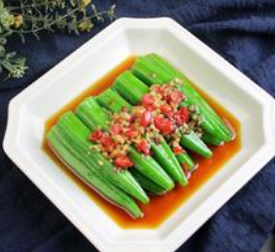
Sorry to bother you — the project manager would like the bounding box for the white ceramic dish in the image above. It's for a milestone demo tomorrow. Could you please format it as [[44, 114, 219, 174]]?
[[3, 18, 275, 252]]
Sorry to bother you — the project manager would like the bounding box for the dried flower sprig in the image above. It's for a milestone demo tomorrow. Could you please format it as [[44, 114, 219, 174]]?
[[0, 0, 116, 80]]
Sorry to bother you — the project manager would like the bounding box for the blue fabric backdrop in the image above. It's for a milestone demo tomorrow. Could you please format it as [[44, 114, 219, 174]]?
[[1, 1, 275, 252]]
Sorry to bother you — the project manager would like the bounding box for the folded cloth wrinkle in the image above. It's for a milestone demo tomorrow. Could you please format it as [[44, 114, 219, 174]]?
[[196, 8, 275, 22], [200, 35, 275, 74], [164, 0, 275, 25], [248, 54, 275, 96], [189, 18, 275, 34]]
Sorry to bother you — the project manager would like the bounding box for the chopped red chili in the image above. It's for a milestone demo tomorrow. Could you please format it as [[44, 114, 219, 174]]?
[[169, 90, 184, 103], [138, 139, 150, 155], [179, 107, 190, 122], [173, 146, 184, 154], [142, 94, 154, 109], [89, 129, 102, 141], [125, 129, 138, 138], [110, 123, 121, 135], [154, 116, 174, 134], [114, 155, 133, 168], [100, 133, 115, 147], [174, 107, 190, 125], [155, 86, 164, 94], [141, 110, 152, 127], [160, 104, 173, 118]]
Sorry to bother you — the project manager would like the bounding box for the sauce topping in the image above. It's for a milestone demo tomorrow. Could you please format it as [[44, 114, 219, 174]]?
[[89, 81, 205, 169]]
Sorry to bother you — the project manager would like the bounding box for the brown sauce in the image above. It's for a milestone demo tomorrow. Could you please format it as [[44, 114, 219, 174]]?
[[43, 56, 241, 229]]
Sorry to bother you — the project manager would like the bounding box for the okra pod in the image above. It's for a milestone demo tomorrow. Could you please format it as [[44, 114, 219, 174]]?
[[132, 54, 232, 142], [47, 129, 143, 218], [201, 133, 224, 146], [180, 131, 212, 158], [55, 112, 149, 204], [152, 140, 188, 185], [76, 98, 175, 190], [95, 88, 131, 113], [176, 152, 196, 172], [96, 89, 187, 185], [114, 71, 149, 105], [113, 71, 212, 158], [131, 169, 167, 196]]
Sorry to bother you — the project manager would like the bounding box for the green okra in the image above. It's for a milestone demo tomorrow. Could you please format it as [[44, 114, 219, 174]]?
[[130, 169, 167, 196], [180, 131, 212, 158], [113, 71, 212, 158], [132, 54, 232, 142], [95, 88, 187, 185], [114, 70, 149, 105], [54, 111, 149, 204], [151, 141, 188, 185], [201, 133, 224, 146], [95, 88, 131, 113], [47, 128, 142, 218], [176, 152, 196, 172], [76, 98, 175, 191], [75, 98, 109, 131]]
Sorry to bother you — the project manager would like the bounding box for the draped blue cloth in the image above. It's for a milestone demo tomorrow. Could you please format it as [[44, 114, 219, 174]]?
[[1, 1, 275, 251]]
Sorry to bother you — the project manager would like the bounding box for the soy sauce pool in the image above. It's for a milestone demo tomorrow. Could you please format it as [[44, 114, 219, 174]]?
[[43, 56, 241, 228]]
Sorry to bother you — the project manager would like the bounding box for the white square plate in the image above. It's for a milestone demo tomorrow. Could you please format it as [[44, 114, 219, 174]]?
[[3, 18, 275, 252]]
